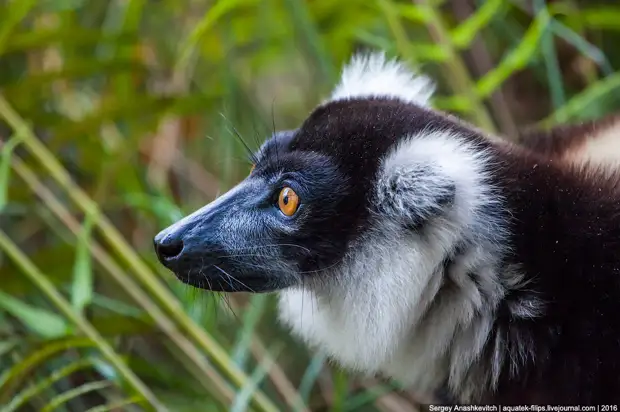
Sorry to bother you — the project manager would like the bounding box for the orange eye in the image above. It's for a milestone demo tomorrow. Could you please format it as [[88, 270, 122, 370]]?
[[278, 187, 300, 216]]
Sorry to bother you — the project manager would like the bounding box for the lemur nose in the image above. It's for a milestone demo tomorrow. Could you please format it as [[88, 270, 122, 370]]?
[[153, 234, 184, 264]]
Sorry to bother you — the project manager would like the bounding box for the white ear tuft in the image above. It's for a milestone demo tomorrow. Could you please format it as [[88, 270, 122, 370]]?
[[327, 52, 435, 107]]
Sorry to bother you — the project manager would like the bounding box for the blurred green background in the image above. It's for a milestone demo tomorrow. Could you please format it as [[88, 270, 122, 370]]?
[[2, 0, 620, 411]]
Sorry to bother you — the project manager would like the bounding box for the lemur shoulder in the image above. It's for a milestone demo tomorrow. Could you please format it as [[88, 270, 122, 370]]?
[[155, 53, 620, 403]]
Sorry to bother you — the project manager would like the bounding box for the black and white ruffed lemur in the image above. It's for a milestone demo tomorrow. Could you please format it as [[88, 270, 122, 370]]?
[[154, 53, 620, 404]]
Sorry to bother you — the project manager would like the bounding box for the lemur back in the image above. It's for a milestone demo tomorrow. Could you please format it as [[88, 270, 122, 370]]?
[[517, 114, 620, 166]]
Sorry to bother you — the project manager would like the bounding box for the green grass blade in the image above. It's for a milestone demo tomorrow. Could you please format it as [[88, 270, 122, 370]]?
[[0, 340, 19, 357], [84, 396, 142, 412], [343, 383, 398, 411], [71, 213, 96, 314], [0, 96, 279, 412], [329, 369, 350, 412], [395, 3, 432, 23], [450, 0, 507, 49], [543, 72, 620, 125], [1, 357, 95, 412], [411, 0, 496, 131], [0, 337, 94, 401], [0, 134, 21, 212], [282, 0, 336, 83], [176, 0, 253, 74], [294, 352, 326, 412], [40, 380, 112, 412], [549, 20, 614, 75], [476, 12, 548, 98], [0, 0, 38, 56], [230, 344, 281, 412], [0, 290, 69, 339], [573, 7, 620, 30], [231, 294, 268, 370], [6, 150, 238, 406], [534, 0, 565, 109], [377, 0, 418, 65], [0, 229, 165, 411]]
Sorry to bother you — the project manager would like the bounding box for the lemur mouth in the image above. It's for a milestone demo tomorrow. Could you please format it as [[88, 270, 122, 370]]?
[[173, 269, 282, 293], [154, 246, 287, 293]]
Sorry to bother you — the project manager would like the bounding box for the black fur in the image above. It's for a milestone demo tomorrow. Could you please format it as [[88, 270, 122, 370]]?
[[480, 142, 620, 403]]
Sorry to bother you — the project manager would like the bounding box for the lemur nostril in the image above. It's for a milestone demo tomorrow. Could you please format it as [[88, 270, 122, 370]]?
[[155, 238, 184, 261]]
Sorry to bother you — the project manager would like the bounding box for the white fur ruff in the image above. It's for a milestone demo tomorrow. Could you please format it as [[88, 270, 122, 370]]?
[[327, 52, 435, 107]]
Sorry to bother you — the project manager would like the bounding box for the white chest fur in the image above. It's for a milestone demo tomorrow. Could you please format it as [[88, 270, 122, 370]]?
[[276, 234, 455, 392], [276, 233, 509, 398]]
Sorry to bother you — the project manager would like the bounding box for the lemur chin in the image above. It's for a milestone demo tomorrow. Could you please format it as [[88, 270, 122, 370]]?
[[154, 52, 620, 403]]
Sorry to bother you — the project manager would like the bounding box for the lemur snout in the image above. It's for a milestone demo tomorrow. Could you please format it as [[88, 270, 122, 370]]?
[[153, 172, 307, 293]]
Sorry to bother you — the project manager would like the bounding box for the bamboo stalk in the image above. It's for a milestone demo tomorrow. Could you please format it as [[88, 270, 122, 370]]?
[[0, 229, 166, 412], [413, 0, 497, 133], [4, 148, 236, 407], [0, 95, 280, 412]]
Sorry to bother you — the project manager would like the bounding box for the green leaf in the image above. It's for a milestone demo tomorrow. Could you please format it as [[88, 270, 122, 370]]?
[[40, 380, 113, 412], [83, 396, 142, 412], [549, 20, 614, 75], [343, 382, 399, 411], [330, 368, 350, 412], [177, 0, 258, 73], [543, 72, 620, 126], [0, 290, 69, 339], [0, 337, 94, 393], [230, 344, 281, 412], [0, 339, 19, 357], [231, 294, 268, 370], [576, 7, 620, 30], [476, 11, 548, 98], [282, 0, 336, 82], [395, 4, 432, 23], [0, 135, 21, 212], [123, 193, 184, 224], [295, 352, 326, 412], [2, 357, 95, 412], [450, 0, 507, 49], [0, 0, 38, 56], [71, 213, 96, 313], [534, 0, 565, 109]]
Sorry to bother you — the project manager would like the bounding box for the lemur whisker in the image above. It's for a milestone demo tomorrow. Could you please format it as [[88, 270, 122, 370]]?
[[224, 256, 342, 275], [222, 243, 311, 253], [213, 264, 255, 293], [214, 264, 236, 290]]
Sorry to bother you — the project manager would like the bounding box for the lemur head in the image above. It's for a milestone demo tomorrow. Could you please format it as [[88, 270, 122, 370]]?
[[154, 52, 505, 299]]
